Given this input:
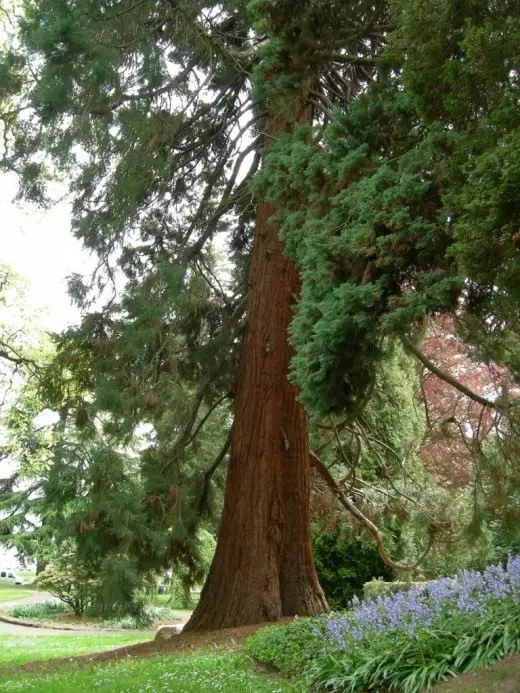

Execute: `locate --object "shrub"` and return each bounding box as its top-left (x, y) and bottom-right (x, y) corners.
top-left (362, 577), bottom-right (427, 599)
top-left (8, 601), bottom-right (71, 620)
top-left (245, 617), bottom-right (322, 678)
top-left (102, 605), bottom-right (175, 629)
top-left (34, 554), bottom-right (100, 616)
top-left (312, 526), bottom-right (392, 608)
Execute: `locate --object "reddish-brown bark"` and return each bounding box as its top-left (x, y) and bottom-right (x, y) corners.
top-left (185, 113), bottom-right (327, 631)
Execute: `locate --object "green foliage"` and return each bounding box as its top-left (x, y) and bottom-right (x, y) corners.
top-left (3, 0), bottom-right (520, 632)
top-left (312, 527), bottom-right (392, 608)
top-left (256, 0), bottom-right (520, 416)
top-left (34, 551), bottom-right (101, 616)
top-left (8, 601), bottom-right (71, 620)
top-left (7, 600), bottom-right (184, 630)
top-left (245, 618), bottom-right (322, 679)
top-left (249, 588), bottom-right (520, 693)
top-left (167, 529), bottom-right (216, 607)
top-left (388, 484), bottom-right (495, 578)
top-left (362, 578), bottom-right (424, 600)
top-left (100, 604), bottom-right (170, 630)
top-left (1, 0), bottom-right (244, 596)
top-left (306, 602), bottom-right (520, 693)
top-left (467, 434), bottom-right (520, 565)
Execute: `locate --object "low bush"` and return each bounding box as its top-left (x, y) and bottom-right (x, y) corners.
top-left (102, 605), bottom-right (175, 629)
top-left (248, 555), bottom-right (520, 692)
top-left (245, 617), bottom-right (322, 678)
top-left (8, 601), bottom-right (71, 620)
top-left (8, 601), bottom-right (180, 630)
top-left (362, 577), bottom-right (427, 599)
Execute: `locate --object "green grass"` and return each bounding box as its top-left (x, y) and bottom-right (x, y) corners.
top-left (0, 634), bottom-right (148, 668)
top-left (152, 592), bottom-right (198, 610)
top-left (0, 651), bottom-right (303, 692)
top-left (0, 586), bottom-right (34, 603)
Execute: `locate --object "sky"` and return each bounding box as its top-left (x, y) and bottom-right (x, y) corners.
top-left (1, 172), bottom-right (87, 569)
top-left (1, 172), bottom-right (89, 332)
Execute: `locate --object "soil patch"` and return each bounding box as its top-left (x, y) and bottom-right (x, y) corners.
top-left (2, 620), bottom-right (292, 676)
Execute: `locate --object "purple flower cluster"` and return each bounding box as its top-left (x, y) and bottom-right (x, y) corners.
top-left (321, 554), bottom-right (520, 648)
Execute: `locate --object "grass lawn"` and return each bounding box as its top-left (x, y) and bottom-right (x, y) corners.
top-left (0, 633), bottom-right (149, 669)
top-left (152, 592), bottom-right (197, 610)
top-left (0, 586), bottom-right (35, 603)
top-left (0, 651), bottom-right (303, 692)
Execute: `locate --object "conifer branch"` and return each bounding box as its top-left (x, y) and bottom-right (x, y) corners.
top-left (0, 343), bottom-right (39, 372)
top-left (184, 393), bottom-right (231, 448)
top-left (197, 428), bottom-right (232, 516)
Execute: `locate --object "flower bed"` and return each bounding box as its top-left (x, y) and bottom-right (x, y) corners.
top-left (247, 555), bottom-right (520, 692)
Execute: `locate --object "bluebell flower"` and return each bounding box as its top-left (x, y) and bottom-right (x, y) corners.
top-left (319, 555), bottom-right (520, 649)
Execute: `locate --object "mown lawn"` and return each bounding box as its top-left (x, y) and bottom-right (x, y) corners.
top-left (0, 647), bottom-right (302, 693)
top-left (0, 586), bottom-right (34, 603)
top-left (0, 634), bottom-right (148, 669)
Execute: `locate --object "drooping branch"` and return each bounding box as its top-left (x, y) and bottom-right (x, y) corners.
top-left (401, 335), bottom-right (504, 413)
top-left (196, 427), bottom-right (232, 517)
top-left (170, 310), bottom-right (245, 457)
top-left (310, 450), bottom-right (433, 571)
top-left (183, 393), bottom-right (231, 448)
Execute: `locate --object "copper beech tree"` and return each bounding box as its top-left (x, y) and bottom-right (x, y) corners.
top-left (418, 317), bottom-right (513, 488)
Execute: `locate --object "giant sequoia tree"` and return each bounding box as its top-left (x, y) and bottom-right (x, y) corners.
top-left (2, 0), bottom-right (519, 630)
top-left (0, 0), bottom-right (388, 629)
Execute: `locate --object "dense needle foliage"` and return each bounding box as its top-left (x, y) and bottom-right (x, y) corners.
top-left (258, 0), bottom-right (520, 415)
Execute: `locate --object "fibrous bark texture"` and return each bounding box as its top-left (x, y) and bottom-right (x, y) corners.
top-left (185, 114), bottom-right (328, 631)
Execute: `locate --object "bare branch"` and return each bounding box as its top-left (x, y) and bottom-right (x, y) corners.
top-left (402, 335), bottom-right (504, 413)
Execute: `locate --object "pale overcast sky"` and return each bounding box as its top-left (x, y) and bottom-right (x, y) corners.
top-left (1, 172), bottom-right (88, 332)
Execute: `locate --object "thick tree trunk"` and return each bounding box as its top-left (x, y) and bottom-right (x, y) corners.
top-left (185, 113), bottom-right (328, 632)
top-left (36, 558), bottom-right (48, 576)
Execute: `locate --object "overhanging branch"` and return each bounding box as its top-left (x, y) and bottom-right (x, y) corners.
top-left (401, 335), bottom-right (504, 413)
top-left (310, 450), bottom-right (433, 571)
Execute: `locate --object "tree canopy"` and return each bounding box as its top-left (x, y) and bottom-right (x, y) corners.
top-left (1, 0), bottom-right (520, 628)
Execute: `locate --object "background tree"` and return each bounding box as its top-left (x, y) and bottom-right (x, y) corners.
top-left (419, 316), bottom-right (514, 488)
top-left (34, 548), bottom-right (101, 617)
